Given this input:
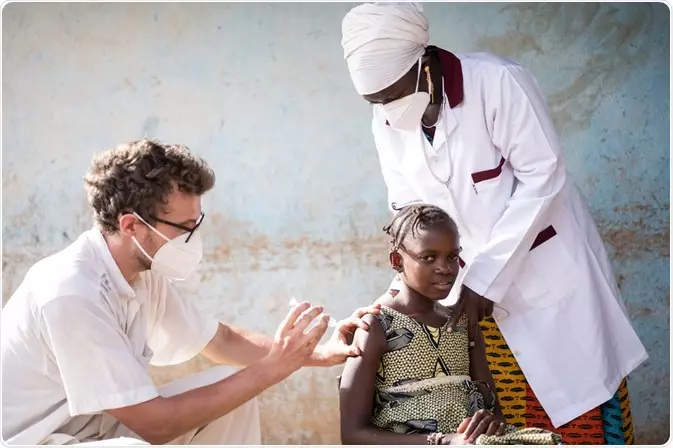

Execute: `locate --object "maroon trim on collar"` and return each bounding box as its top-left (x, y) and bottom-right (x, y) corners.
top-left (436, 48), bottom-right (464, 108)
top-left (385, 48), bottom-right (464, 126)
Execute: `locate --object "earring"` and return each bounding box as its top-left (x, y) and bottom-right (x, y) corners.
top-left (390, 251), bottom-right (403, 274)
top-left (424, 66), bottom-right (434, 103)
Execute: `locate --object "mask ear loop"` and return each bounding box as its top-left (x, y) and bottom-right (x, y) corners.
top-left (133, 212), bottom-right (170, 243)
top-left (130, 213), bottom-right (164, 265)
top-left (131, 235), bottom-right (154, 263)
top-left (414, 57), bottom-right (423, 94)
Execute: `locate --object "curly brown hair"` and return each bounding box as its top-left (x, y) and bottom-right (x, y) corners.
top-left (84, 139), bottom-right (216, 234)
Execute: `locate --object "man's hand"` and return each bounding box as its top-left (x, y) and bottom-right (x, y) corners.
top-left (108, 302), bottom-right (330, 445)
top-left (457, 409), bottom-right (506, 443)
top-left (263, 302), bottom-right (330, 378)
top-left (447, 285), bottom-right (494, 343)
top-left (309, 303), bottom-right (382, 367)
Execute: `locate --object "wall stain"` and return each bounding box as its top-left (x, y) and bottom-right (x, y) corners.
top-left (3, 202), bottom-right (665, 305)
top-left (200, 212), bottom-right (391, 273)
top-left (612, 203), bottom-right (668, 215)
top-left (477, 3), bottom-right (655, 134)
top-left (141, 116), bottom-right (159, 138)
top-left (474, 29), bottom-right (542, 56)
top-left (202, 236), bottom-right (390, 273)
top-left (600, 227), bottom-right (669, 260)
top-left (122, 77), bottom-right (137, 93)
top-left (257, 367), bottom-right (342, 444)
top-left (597, 202), bottom-right (669, 260)
top-left (5, 194), bottom-right (40, 229)
top-left (627, 304), bottom-right (654, 318)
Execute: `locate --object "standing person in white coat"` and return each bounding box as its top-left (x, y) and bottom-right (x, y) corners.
top-left (340, 3), bottom-right (648, 444)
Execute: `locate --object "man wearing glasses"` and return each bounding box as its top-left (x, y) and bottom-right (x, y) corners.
top-left (1, 139), bottom-right (378, 445)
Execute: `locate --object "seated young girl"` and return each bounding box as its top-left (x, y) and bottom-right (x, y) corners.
top-left (339, 204), bottom-right (561, 445)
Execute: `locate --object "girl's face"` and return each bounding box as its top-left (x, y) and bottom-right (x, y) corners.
top-left (394, 224), bottom-right (461, 301)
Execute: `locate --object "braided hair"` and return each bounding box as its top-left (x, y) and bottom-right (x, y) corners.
top-left (383, 203), bottom-right (458, 251)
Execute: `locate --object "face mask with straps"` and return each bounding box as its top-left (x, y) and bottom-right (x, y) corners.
top-left (131, 212), bottom-right (205, 281)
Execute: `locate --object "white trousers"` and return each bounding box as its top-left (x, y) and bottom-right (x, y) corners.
top-left (43, 366), bottom-right (261, 445)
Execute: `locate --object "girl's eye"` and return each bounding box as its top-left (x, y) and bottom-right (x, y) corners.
top-left (449, 248), bottom-right (463, 261)
top-left (422, 256), bottom-right (435, 262)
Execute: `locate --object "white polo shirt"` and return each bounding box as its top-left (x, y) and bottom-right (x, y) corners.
top-left (1, 228), bottom-right (219, 445)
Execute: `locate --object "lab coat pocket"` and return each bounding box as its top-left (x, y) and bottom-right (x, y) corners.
top-left (471, 157), bottom-right (506, 194)
top-left (513, 226), bottom-right (580, 309)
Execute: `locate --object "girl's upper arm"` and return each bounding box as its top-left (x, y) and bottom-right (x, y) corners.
top-left (339, 313), bottom-right (387, 434)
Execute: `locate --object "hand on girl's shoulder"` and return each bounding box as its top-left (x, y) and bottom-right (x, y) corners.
top-left (352, 312), bottom-right (387, 356)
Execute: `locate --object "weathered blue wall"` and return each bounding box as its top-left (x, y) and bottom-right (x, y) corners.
top-left (2, 2), bottom-right (669, 444)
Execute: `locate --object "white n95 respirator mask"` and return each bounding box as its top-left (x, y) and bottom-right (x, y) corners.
top-left (382, 58), bottom-right (430, 132)
top-left (131, 212), bottom-right (203, 281)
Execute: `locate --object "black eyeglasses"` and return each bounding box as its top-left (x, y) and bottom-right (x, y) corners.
top-left (148, 212), bottom-right (205, 243)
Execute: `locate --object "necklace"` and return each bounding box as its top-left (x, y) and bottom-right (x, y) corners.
top-left (421, 77), bottom-right (445, 128)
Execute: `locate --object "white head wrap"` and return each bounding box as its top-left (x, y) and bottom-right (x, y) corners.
top-left (341, 2), bottom-right (429, 96)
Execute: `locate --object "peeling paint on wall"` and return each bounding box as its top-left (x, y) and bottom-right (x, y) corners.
top-left (2, 2), bottom-right (669, 445)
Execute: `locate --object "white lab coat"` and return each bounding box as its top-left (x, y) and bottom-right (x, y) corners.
top-left (373, 51), bottom-right (648, 427)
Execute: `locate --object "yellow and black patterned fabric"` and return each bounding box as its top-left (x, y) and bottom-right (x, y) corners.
top-left (370, 306), bottom-right (561, 445)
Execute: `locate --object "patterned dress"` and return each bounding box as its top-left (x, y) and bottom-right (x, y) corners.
top-left (371, 306), bottom-right (561, 445)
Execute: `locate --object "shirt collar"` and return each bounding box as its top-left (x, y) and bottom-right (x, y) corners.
top-left (89, 227), bottom-right (137, 300)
